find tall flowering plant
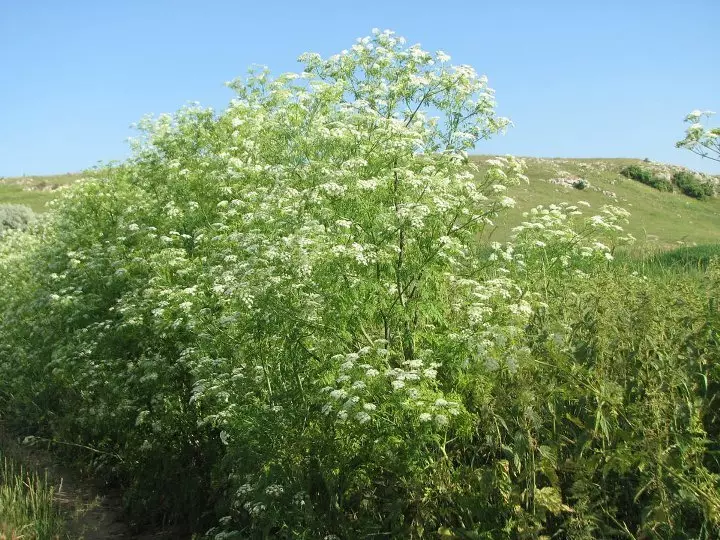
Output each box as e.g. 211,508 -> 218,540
0,30 -> 672,539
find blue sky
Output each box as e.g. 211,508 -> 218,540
1,0 -> 718,176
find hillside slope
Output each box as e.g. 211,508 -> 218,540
0,173 -> 81,212
2,158 -> 719,247
473,156 -> 720,248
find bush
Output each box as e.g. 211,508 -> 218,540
0,204 -> 35,234
0,30 -> 526,534
673,171 -> 714,199
620,165 -> 673,192
620,164 -> 652,183
650,176 -> 674,191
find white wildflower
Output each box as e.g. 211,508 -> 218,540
236,483 -> 254,497
330,389 -> 348,400
265,484 -> 284,497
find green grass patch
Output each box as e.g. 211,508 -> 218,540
0,452 -> 65,540
650,243 -> 720,270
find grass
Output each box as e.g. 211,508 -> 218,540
0,452 -> 65,540
650,243 -> 720,270
0,174 -> 81,213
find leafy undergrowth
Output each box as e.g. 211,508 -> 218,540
1,30 -> 720,539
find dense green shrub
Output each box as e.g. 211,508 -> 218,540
650,175 -> 674,191
0,204 -> 35,233
620,164 -> 652,183
620,165 -> 673,192
1,31 -> 719,539
673,170 -> 714,199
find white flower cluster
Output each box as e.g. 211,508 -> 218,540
320,343 -> 466,427
507,202 -> 634,267
677,109 -> 719,163
321,346 -> 384,425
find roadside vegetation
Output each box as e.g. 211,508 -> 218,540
0,30 -> 719,539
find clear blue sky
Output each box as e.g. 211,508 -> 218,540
1,0 -> 718,176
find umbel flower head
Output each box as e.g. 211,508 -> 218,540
677,109 -> 720,163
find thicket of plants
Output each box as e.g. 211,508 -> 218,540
619,164 -> 716,200
0,203 -> 35,234
619,165 -> 673,192
672,171 -> 714,199
1,31 -> 720,538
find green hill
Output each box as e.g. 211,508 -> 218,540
2,157 -> 719,248
0,173 -> 82,213
473,156 -> 720,248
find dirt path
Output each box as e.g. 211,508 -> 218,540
0,426 -> 131,539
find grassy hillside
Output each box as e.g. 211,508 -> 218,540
2,158 -> 719,248
473,156 -> 720,248
0,173 -> 82,213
